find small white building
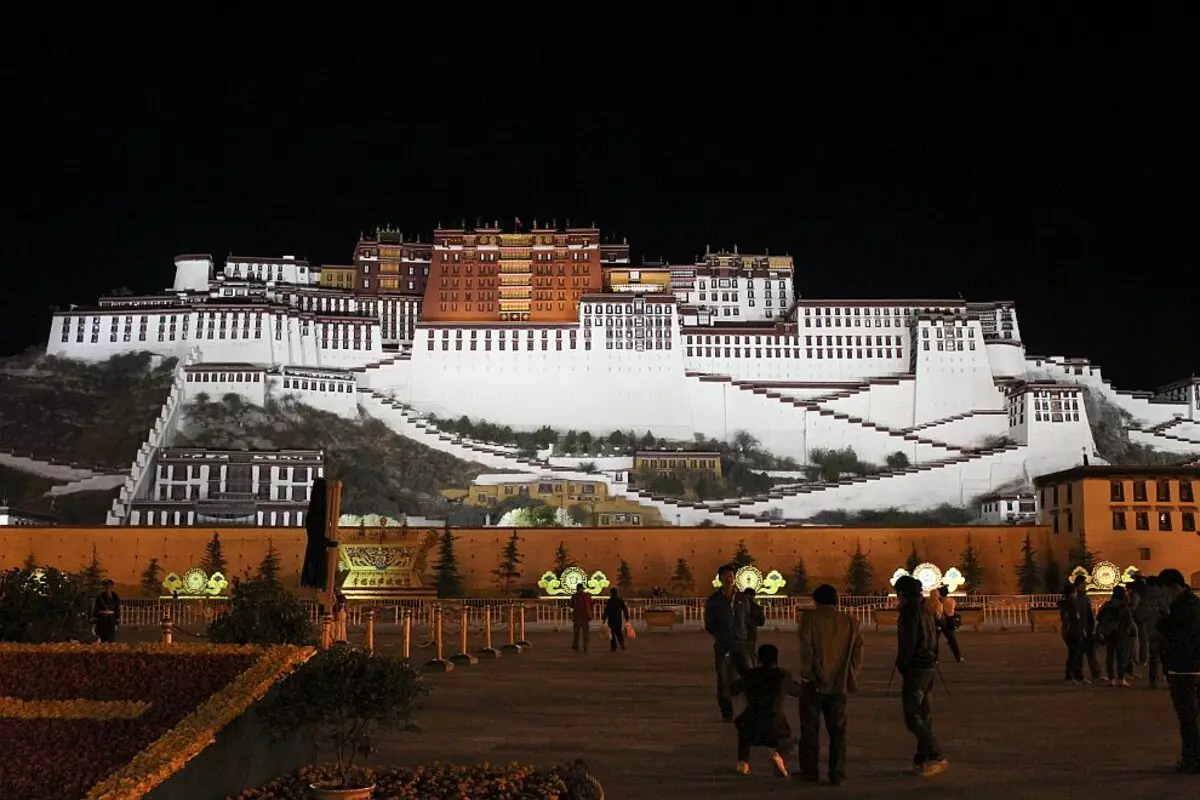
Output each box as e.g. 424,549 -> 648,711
0,506 -> 57,526
976,491 -> 1038,525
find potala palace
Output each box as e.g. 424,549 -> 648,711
44,222 -> 1200,527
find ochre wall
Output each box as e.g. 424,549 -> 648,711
0,523 -> 1123,596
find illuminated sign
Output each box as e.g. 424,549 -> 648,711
162,569 -> 228,597
710,566 -> 787,596
889,564 -> 966,594
1069,562 -> 1138,594
538,567 -> 611,597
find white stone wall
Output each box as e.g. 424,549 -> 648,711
174,257 -> 213,292
271,370 -> 358,416
908,411 -> 1010,448
184,366 -> 268,406
913,318 -> 1004,425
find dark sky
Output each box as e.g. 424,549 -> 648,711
4,18 -> 1195,390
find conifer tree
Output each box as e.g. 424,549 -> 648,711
139,557 -> 163,597
1016,533 -> 1040,594
200,532 -> 227,576
22,552 -> 37,571
846,542 -> 873,596
905,543 -> 921,573
669,558 -> 695,594
731,539 -> 755,568
792,557 -> 810,595
959,535 -> 983,594
256,540 -> 282,584
554,540 -> 572,573
492,531 -> 523,593
1067,530 -> 1098,571
79,544 -> 106,595
1043,555 -> 1063,596
433,526 -> 463,598
617,558 -> 634,592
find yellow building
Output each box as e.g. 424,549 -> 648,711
603,267 -> 673,294
446,474 -> 664,526
319,265 -> 357,290
634,450 -> 723,480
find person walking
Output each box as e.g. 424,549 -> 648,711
1130,574 -> 1149,667
895,575 -> 948,778
729,644 -> 802,777
570,583 -> 594,653
1156,568 -> 1200,772
1142,575 -> 1170,688
1096,586 -> 1137,687
705,563 -> 752,721
1060,583 -> 1091,683
796,584 -> 863,786
935,586 -> 964,663
93,579 -> 121,643
743,587 -> 766,667
604,587 -> 630,652
1071,575 -> 1103,682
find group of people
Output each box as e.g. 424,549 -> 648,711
569,584 -> 632,653
1061,568 -> 1200,771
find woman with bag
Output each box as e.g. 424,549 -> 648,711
604,588 -> 631,652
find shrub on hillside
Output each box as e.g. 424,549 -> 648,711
206,577 -> 313,646
805,504 -> 975,527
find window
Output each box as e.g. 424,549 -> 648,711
1112,511 -> 1127,530
1053,514 -> 1059,534
1066,483 -> 1073,503
1184,512 -> 1196,532
1159,511 -> 1173,531
1133,481 -> 1147,502
1157,480 -> 1171,502
1066,512 -> 1074,532
1139,547 -> 1152,561
1110,481 -> 1125,502
1181,481 -> 1194,503
1135,511 -> 1149,530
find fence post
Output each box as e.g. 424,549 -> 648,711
452,605 -> 479,665
478,605 -> 501,658
365,608 -> 376,655
320,609 -> 334,651
160,613 -> 173,646
517,602 -> 532,648
402,610 -> 412,660
502,602 -> 522,653
424,604 -> 453,672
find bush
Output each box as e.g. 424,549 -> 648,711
0,566 -> 93,643
206,577 -> 314,646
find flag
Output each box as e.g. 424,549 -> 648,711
300,477 -> 329,589
514,217 -> 522,230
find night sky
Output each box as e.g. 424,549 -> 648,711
5,20 -> 1195,390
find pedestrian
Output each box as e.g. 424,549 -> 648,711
570,583 -> 593,653
1060,583 -> 1090,684
704,563 -> 752,721
1096,586 -> 1137,687
729,643 -> 802,777
1142,575 -> 1170,688
894,575 -> 949,778
93,579 -> 120,643
796,583 -> 863,786
743,587 -> 766,666
936,586 -> 964,663
1071,575 -> 1103,682
1156,568 -> 1200,772
1130,574 -> 1149,667
604,587 -> 630,652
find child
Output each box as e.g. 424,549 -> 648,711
729,643 -> 802,777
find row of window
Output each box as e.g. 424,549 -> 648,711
1111,479 -> 1195,503
1111,509 -> 1197,532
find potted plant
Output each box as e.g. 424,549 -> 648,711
260,645 -> 427,799
641,606 -> 678,631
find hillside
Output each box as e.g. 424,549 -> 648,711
0,465 -> 121,525
175,393 -> 490,518
0,349 -> 178,470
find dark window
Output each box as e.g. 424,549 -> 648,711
1181,481 -> 1194,503
1066,512 -> 1074,532
1067,483 -> 1073,503
1052,486 -> 1059,507
1112,511 -> 1127,530
1110,481 -> 1125,502
1183,512 -> 1196,532
1158,511 -> 1173,531
1139,547 -> 1151,561
1133,481 -> 1147,502
1053,514 -> 1059,534
1135,511 -> 1150,530
1157,480 -> 1171,502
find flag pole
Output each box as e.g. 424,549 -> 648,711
321,480 -> 343,647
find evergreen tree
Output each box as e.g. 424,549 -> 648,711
846,542 -> 873,596
731,539 -> 755,568
554,540 -> 572,573
433,526 -> 463,598
256,540 -> 282,584
492,531 -> 523,593
139,557 -> 163,597
200,532 -> 227,576
1016,533 -> 1040,594
905,543 -> 921,573
791,557 -> 809,596
22,553 -> 37,571
617,558 -> 634,592
1043,555 -> 1063,596
669,558 -> 695,594
79,544 -> 106,595
1067,530 -> 1098,571
959,535 -> 983,594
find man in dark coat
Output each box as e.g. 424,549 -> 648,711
705,563 -> 751,721
895,575 -> 948,778
729,643 -> 802,777
1069,575 -> 1103,682
743,587 -> 766,666
603,588 -> 630,652
1157,568 -> 1200,772
93,579 -> 120,643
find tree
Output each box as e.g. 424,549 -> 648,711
139,558 -> 163,597
492,532 -> 523,593
885,451 -> 911,469
562,429 -> 578,453
554,540 -> 572,572
257,540 -> 282,583
1016,533 -> 1040,594
0,566 -> 93,643
617,558 -> 634,593
201,532 -> 227,576
959,535 -> 983,593
22,553 -> 37,571
79,544 -> 106,595
608,430 -> 627,448
565,504 -> 591,526
207,576 -> 314,646
433,526 -> 463,598
669,558 -> 695,594
578,431 -> 593,453
792,557 -> 810,596
846,542 -> 873,596
904,543 -> 921,573
1067,530 -> 1098,571
1043,555 -> 1063,596
731,540 -> 755,568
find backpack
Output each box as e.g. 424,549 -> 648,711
1095,605 -> 1133,644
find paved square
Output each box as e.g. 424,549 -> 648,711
375,628 -> 1190,799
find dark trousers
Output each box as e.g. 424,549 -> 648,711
901,668 -> 943,764
799,686 -> 848,781
1105,637 -> 1132,680
96,618 -> 118,643
1135,621 -> 1149,664
746,636 -> 758,667
1083,636 -> 1102,679
1065,638 -> 1087,680
941,625 -> 963,662
572,622 -> 590,652
737,729 -> 793,761
1148,636 -> 1162,683
715,647 -> 751,718
1168,674 -> 1200,767
608,622 -> 625,651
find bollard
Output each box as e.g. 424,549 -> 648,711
365,608 -> 376,655
424,605 -> 454,672
502,602 -> 522,653
402,610 -> 412,660
517,602 -> 532,648
160,613 -> 173,646
321,611 -> 334,651
478,605 -> 501,658
452,606 -> 479,665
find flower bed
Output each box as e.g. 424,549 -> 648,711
0,643 -> 312,800
237,761 -> 604,800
